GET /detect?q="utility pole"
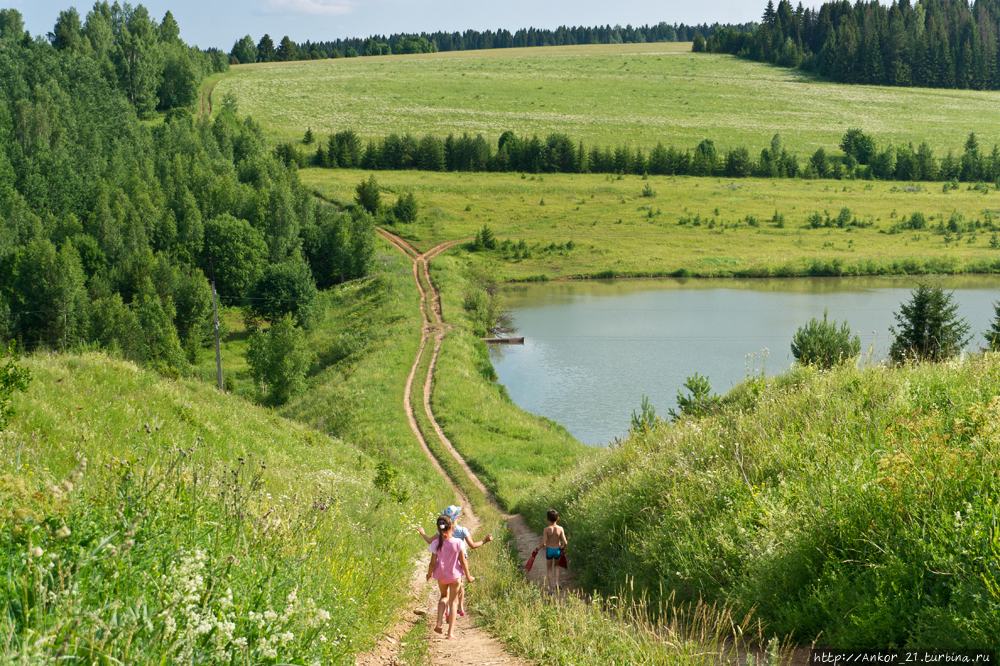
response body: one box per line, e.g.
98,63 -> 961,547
212,280 -> 222,391
209,257 -> 223,391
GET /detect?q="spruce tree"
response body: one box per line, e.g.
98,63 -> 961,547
277,36 -> 297,61
354,175 -> 381,214
986,301 -> 1000,351
257,34 -> 275,62
889,282 -> 971,362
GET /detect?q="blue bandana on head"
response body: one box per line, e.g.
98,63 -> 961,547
443,505 -> 461,521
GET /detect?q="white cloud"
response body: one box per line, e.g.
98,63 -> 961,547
263,0 -> 353,16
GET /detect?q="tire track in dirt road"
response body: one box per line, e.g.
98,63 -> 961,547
377,230 -> 566,585
198,81 -> 217,119
358,230 -> 534,666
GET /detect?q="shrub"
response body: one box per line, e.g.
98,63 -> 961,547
244,259 -> 319,329
462,263 -> 514,337
473,225 -> 497,251
354,175 -> 381,214
0,342 -> 30,431
791,309 -> 861,369
392,192 -> 418,224
246,314 -> 312,405
629,394 -> 660,434
909,211 -> 928,230
889,282 -> 971,362
669,373 -> 720,420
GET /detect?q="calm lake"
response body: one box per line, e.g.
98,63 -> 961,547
490,276 -> 1000,446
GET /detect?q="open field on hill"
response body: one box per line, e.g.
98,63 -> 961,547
304,168 -> 1000,279
213,45 -> 1000,153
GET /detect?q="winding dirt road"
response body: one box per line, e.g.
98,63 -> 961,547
356,230 -> 560,666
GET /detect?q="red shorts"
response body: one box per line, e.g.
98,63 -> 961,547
438,578 -> 460,585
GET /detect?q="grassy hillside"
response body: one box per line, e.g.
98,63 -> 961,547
305,168 -> 1000,279
533,354 -> 1000,647
214,46 -> 1000,153
187,241 -> 451,493
0,241 -> 462,663
0,351 -> 445,663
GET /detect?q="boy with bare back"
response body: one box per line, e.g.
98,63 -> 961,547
532,509 -> 568,592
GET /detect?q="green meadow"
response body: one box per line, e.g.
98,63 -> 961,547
303,168 -> 1000,279
214,45 -> 1000,153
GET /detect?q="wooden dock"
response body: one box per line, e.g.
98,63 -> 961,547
483,337 -> 524,344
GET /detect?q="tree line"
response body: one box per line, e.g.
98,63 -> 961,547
1,4 -> 228,118
702,0 -> 1000,91
228,22 -> 755,63
290,127 -> 1000,184
0,14 -> 376,377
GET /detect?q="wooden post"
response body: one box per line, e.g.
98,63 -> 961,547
211,281 -> 223,391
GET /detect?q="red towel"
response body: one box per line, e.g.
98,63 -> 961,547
558,549 -> 568,569
525,550 -> 537,571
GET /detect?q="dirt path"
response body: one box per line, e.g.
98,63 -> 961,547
199,81 -> 217,119
358,231 -> 536,666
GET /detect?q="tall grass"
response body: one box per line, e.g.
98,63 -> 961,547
535,354 -> 1000,647
466,499 -> 781,666
0,351 -> 436,663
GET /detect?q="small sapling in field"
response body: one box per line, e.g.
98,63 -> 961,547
790,309 -> 860,369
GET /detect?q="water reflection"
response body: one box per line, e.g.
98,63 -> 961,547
491,276 -> 1000,447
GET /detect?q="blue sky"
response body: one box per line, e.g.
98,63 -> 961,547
8,0 -> 764,51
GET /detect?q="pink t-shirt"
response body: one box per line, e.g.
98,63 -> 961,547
432,537 -> 464,581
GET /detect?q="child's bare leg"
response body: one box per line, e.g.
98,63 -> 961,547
446,582 -> 460,638
546,558 -> 555,591
435,581 -> 448,633
457,582 -> 465,614
553,559 -> 560,592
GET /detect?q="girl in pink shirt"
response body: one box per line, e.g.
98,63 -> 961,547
426,514 -> 474,638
